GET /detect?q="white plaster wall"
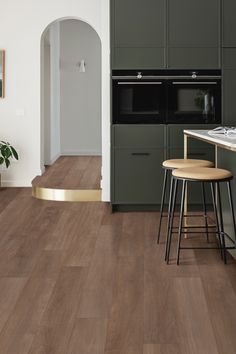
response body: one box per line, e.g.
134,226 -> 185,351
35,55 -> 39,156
0,0 -> 110,200
49,22 -> 61,163
43,40 -> 51,165
60,20 -> 101,156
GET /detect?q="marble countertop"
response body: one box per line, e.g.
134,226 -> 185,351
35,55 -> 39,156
184,129 -> 236,151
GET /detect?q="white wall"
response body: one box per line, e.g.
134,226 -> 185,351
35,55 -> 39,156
43,38 -> 51,165
42,23 -> 61,166
60,20 -> 101,156
49,22 -> 61,163
0,0 -> 110,201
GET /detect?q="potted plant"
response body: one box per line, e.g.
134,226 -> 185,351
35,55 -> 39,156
0,141 -> 18,168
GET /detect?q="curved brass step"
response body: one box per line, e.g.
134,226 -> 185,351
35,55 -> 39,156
32,186 -> 101,202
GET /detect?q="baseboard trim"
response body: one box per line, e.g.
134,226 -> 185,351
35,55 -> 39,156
61,150 -> 102,156
45,152 -> 61,166
1,180 -> 32,187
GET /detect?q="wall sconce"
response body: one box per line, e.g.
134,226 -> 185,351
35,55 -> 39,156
78,59 -> 86,73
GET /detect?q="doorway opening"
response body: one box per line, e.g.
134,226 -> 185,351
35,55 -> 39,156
33,18 -> 102,201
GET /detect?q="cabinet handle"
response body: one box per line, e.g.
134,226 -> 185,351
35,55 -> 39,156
131,152 -> 150,156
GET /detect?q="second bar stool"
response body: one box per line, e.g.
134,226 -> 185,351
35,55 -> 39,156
157,158 -> 214,243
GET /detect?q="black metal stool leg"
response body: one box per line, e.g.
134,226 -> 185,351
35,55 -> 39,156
227,181 -> 236,248
201,182 -> 209,242
164,175 -> 174,260
157,169 -> 168,243
210,182 -> 223,259
177,179 -> 187,265
166,178 -> 178,264
216,182 -> 227,264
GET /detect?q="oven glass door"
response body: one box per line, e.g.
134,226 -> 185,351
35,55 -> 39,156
113,80 -> 165,124
167,80 -> 221,124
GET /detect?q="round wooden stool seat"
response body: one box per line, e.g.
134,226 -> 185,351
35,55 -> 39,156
172,167 -> 233,181
162,158 -> 214,169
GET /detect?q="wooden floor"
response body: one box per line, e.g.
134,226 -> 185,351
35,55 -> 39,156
1,188 -> 236,353
32,156 -> 101,189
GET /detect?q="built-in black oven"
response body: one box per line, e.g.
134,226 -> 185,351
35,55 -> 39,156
166,70 -> 221,124
112,70 -> 166,124
112,70 -> 221,124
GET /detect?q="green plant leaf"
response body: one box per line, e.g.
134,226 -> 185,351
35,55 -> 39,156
4,147 -> 12,159
5,158 -> 10,168
10,146 -> 19,160
0,157 -> 4,165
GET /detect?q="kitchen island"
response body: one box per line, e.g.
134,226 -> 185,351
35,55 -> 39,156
184,129 -> 236,258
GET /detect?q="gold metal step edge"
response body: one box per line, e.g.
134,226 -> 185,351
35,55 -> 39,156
32,186 -> 102,202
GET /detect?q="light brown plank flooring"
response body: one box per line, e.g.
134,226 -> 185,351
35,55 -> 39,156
0,188 -> 236,353
32,156 -> 101,189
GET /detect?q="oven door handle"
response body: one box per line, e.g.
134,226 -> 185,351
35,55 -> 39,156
172,81 -> 218,85
117,82 -> 163,85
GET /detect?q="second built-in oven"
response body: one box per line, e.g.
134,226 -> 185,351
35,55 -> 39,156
166,71 -> 221,124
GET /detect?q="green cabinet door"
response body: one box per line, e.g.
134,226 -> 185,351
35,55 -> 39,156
111,124 -> 166,205
113,0 -> 165,47
168,48 -> 220,69
168,0 -> 220,69
222,0 -> 236,47
111,0 -> 166,69
217,148 -> 236,258
113,148 -> 165,204
168,0 -> 220,48
222,49 -> 236,125
112,48 -> 165,70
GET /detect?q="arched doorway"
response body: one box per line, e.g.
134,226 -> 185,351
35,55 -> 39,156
33,17 -> 102,201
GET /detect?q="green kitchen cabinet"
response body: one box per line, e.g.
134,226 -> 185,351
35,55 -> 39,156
111,0 -> 166,69
113,124 -> 165,148
113,148 -> 165,204
222,0 -> 236,47
113,0 -> 165,47
168,48 -> 220,69
222,49 -> 236,125
217,148 -> 236,257
168,0 -> 220,48
112,48 -> 165,70
168,0 -> 220,69
111,125 -> 166,206
167,124 -> 218,151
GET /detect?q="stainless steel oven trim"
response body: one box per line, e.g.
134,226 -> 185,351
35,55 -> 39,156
117,82 -> 163,85
112,75 -> 221,80
172,81 -> 218,85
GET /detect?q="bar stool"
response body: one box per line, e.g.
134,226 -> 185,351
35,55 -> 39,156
157,159 -> 214,244
166,167 -> 236,265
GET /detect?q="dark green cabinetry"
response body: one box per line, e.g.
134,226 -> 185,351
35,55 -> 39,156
168,48 -> 219,69
222,49 -> 236,125
113,0 -> 165,47
168,0 -> 220,69
217,148 -> 236,257
222,0 -> 236,47
111,0 -> 221,69
112,125 -> 166,205
111,0 -> 165,69
168,0 -> 219,48
111,124 -> 218,209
